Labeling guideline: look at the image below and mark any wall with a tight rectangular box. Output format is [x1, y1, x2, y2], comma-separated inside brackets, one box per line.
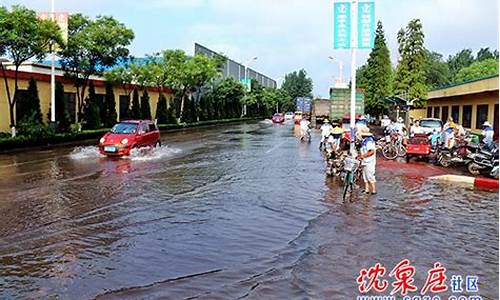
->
[409, 90, 498, 134]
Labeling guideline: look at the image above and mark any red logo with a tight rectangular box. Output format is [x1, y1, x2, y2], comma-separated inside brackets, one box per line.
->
[421, 262, 448, 295]
[389, 259, 417, 295]
[357, 263, 389, 293]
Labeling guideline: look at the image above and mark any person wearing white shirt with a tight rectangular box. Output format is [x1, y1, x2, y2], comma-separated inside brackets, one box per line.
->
[358, 128, 377, 195]
[319, 119, 333, 149]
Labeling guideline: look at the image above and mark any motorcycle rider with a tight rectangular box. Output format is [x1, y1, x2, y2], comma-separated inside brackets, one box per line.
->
[299, 118, 311, 141]
[319, 119, 333, 149]
[328, 124, 344, 154]
[481, 121, 495, 151]
[355, 115, 368, 141]
[442, 123, 456, 149]
[357, 127, 377, 195]
[410, 120, 424, 136]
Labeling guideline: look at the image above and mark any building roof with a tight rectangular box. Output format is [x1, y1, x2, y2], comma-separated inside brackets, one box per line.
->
[428, 74, 499, 100]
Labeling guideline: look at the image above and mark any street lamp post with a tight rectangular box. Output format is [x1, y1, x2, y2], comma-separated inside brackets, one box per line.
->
[50, 0, 55, 124]
[328, 56, 344, 85]
[242, 56, 257, 116]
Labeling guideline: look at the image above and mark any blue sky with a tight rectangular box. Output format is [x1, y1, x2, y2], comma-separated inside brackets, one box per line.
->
[1, 0, 498, 97]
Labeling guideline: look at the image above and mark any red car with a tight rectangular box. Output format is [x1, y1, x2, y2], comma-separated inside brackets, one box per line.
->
[405, 133, 431, 162]
[272, 113, 285, 123]
[99, 120, 161, 156]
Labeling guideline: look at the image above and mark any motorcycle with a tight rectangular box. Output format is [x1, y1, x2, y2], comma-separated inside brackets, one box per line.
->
[467, 143, 499, 177]
[325, 148, 346, 177]
[300, 128, 311, 143]
[437, 135, 475, 168]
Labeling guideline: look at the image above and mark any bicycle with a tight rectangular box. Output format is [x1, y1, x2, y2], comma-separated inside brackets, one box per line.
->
[341, 156, 362, 201]
[381, 133, 406, 160]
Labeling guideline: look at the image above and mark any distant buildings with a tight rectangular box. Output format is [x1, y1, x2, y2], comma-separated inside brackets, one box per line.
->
[194, 43, 276, 89]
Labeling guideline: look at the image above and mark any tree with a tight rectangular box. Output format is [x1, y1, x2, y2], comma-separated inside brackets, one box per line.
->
[281, 69, 313, 107]
[130, 88, 141, 119]
[447, 49, 474, 81]
[0, 5, 63, 132]
[104, 82, 117, 127]
[208, 78, 245, 119]
[140, 89, 151, 120]
[55, 81, 71, 132]
[14, 78, 43, 124]
[59, 13, 134, 122]
[356, 64, 370, 89]
[363, 21, 393, 117]
[423, 50, 450, 88]
[83, 82, 100, 129]
[155, 93, 168, 124]
[454, 58, 498, 83]
[476, 47, 495, 61]
[394, 19, 427, 107]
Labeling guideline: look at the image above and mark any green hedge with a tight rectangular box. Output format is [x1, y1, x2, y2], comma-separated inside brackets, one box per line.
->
[0, 118, 258, 151]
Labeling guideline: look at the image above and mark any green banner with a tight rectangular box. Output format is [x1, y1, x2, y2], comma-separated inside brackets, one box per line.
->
[357, 2, 375, 49]
[333, 2, 351, 49]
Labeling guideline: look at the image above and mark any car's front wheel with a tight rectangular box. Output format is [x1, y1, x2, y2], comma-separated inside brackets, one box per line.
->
[155, 140, 161, 148]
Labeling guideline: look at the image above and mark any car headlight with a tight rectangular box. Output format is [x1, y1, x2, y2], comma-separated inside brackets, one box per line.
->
[99, 137, 105, 144]
[121, 138, 128, 145]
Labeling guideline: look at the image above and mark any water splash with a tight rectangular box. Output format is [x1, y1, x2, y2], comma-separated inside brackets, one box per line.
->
[69, 146, 103, 160]
[128, 145, 181, 161]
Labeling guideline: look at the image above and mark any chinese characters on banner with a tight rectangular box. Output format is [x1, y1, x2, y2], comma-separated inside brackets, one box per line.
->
[357, 260, 481, 297]
[357, 1, 375, 49]
[37, 12, 69, 49]
[333, 1, 374, 49]
[333, 2, 351, 49]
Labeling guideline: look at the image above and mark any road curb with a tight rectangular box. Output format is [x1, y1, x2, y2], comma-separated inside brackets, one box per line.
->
[430, 174, 499, 190]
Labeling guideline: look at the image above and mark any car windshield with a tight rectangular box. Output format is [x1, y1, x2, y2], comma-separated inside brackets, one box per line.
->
[274, 113, 282, 117]
[110, 123, 138, 134]
[420, 119, 442, 128]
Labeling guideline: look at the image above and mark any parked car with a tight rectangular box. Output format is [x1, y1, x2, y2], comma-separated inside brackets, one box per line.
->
[284, 112, 294, 121]
[419, 118, 443, 134]
[99, 120, 161, 156]
[272, 113, 285, 123]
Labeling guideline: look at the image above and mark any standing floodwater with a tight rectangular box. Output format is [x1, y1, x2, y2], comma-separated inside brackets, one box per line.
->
[0, 122, 497, 299]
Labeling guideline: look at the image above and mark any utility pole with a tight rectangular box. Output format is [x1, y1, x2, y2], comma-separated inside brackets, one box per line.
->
[50, 0, 56, 124]
[349, 0, 357, 156]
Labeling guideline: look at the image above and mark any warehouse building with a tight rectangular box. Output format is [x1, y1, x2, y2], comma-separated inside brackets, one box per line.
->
[194, 43, 277, 89]
[410, 75, 498, 138]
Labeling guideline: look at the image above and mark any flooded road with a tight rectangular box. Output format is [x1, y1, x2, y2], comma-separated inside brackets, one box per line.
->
[0, 121, 497, 299]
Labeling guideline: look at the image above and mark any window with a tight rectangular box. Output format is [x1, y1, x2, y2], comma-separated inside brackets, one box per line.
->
[476, 104, 489, 129]
[148, 123, 157, 132]
[451, 105, 459, 123]
[433, 106, 440, 119]
[462, 105, 472, 128]
[441, 106, 449, 123]
[140, 122, 149, 133]
[427, 107, 432, 118]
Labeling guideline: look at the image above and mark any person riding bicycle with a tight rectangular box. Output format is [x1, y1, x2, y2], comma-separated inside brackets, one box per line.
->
[357, 127, 377, 195]
[319, 119, 333, 149]
[394, 117, 406, 136]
